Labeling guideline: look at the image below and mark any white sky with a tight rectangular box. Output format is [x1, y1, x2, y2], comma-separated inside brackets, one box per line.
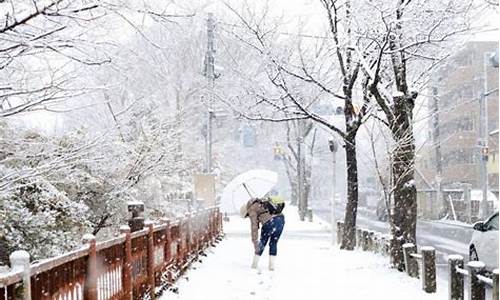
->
[7, 0, 499, 133]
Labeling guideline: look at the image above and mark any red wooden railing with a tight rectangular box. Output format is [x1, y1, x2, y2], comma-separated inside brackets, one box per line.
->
[0, 207, 223, 300]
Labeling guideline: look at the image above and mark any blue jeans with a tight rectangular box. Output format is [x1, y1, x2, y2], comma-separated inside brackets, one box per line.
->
[256, 215, 285, 256]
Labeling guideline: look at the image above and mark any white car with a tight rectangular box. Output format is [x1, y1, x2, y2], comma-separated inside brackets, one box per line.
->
[469, 212, 499, 270]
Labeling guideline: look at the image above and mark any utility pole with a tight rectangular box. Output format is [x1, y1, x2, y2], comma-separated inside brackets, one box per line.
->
[432, 84, 442, 220]
[479, 52, 493, 219]
[297, 128, 305, 221]
[329, 139, 338, 245]
[204, 13, 216, 173]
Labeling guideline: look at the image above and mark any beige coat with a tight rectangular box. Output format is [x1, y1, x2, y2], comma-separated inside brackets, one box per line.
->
[246, 199, 273, 250]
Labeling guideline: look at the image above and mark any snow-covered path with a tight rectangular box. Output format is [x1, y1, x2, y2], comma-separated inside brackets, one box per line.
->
[161, 207, 445, 300]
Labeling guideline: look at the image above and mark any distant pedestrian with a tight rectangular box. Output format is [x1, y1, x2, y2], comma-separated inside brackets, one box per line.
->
[240, 193, 285, 271]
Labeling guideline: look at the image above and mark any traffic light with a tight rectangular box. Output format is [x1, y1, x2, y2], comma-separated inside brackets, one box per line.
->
[482, 146, 489, 161]
[273, 144, 285, 160]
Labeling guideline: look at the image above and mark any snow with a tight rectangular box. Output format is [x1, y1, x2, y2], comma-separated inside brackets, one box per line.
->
[467, 261, 486, 268]
[421, 246, 435, 251]
[403, 243, 416, 249]
[448, 254, 464, 261]
[160, 206, 445, 300]
[82, 234, 96, 243]
[9, 250, 30, 268]
[119, 225, 131, 232]
[404, 179, 415, 188]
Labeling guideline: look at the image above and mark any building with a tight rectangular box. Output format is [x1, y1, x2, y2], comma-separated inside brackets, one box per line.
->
[417, 41, 499, 219]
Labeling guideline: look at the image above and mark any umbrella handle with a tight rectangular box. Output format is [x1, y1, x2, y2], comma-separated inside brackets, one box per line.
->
[242, 183, 254, 198]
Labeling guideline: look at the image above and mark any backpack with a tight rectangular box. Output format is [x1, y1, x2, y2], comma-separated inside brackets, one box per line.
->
[262, 196, 285, 215]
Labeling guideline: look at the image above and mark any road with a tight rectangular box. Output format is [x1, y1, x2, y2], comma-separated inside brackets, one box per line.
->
[315, 206, 473, 262]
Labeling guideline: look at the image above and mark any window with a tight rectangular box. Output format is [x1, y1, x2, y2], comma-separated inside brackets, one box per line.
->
[485, 213, 499, 231]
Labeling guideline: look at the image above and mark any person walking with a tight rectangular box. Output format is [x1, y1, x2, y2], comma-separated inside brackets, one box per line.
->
[240, 195, 285, 271]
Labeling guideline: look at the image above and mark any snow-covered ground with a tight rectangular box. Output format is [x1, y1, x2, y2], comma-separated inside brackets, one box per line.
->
[161, 206, 445, 300]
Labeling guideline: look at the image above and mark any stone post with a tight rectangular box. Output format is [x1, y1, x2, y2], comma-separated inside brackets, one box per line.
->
[421, 246, 436, 293]
[448, 255, 464, 300]
[368, 231, 375, 252]
[402, 243, 419, 278]
[361, 230, 369, 251]
[493, 269, 499, 300]
[356, 228, 363, 248]
[9, 250, 31, 300]
[467, 261, 486, 300]
[336, 221, 343, 245]
[128, 201, 145, 232]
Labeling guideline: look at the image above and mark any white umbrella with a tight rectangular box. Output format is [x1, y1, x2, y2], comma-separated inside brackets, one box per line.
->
[220, 169, 278, 215]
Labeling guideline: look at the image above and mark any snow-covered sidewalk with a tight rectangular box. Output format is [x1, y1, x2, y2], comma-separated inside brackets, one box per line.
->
[161, 206, 445, 300]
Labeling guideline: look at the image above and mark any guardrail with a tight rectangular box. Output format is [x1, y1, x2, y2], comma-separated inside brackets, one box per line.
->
[337, 221, 391, 256]
[337, 221, 499, 299]
[0, 207, 223, 300]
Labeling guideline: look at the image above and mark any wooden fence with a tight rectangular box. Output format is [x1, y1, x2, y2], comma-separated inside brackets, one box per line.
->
[0, 207, 223, 300]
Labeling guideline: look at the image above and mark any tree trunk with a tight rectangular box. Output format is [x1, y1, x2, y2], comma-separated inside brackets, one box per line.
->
[340, 133, 358, 250]
[389, 94, 417, 271]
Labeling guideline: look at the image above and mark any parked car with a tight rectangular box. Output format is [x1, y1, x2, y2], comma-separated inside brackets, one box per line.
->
[469, 211, 499, 270]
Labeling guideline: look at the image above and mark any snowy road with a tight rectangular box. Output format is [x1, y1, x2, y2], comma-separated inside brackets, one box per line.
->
[315, 207, 473, 261]
[160, 207, 445, 300]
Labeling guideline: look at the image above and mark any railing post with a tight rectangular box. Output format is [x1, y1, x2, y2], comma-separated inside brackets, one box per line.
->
[421, 246, 436, 293]
[185, 213, 192, 257]
[162, 219, 173, 284]
[146, 222, 156, 300]
[448, 255, 464, 300]
[493, 269, 499, 300]
[161, 219, 172, 264]
[192, 212, 199, 256]
[209, 209, 215, 243]
[180, 218, 187, 266]
[9, 250, 31, 300]
[120, 225, 133, 300]
[217, 208, 223, 236]
[467, 261, 485, 300]
[82, 234, 98, 300]
[402, 243, 419, 278]
[204, 210, 209, 246]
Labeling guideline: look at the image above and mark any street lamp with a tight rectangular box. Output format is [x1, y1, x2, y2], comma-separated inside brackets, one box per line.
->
[329, 139, 338, 245]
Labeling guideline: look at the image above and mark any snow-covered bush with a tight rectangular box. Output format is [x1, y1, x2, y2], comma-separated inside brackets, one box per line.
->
[0, 179, 90, 261]
[0, 115, 199, 265]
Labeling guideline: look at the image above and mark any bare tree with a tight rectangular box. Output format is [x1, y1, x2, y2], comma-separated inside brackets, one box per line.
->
[281, 119, 316, 207]
[354, 0, 487, 269]
[221, 0, 374, 249]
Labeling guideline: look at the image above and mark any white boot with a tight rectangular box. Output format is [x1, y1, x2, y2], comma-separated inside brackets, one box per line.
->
[251, 255, 260, 269]
[269, 255, 276, 271]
